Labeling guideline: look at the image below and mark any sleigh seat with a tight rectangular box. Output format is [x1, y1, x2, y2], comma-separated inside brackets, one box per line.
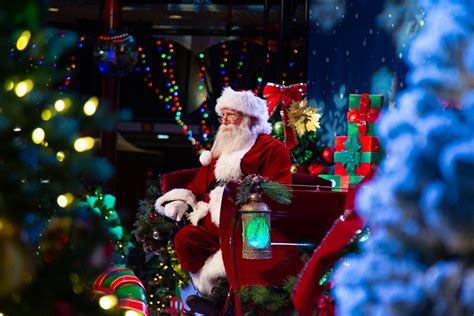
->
[160, 168, 347, 315]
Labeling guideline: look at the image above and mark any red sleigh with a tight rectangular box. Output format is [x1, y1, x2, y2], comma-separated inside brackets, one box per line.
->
[160, 168, 348, 315]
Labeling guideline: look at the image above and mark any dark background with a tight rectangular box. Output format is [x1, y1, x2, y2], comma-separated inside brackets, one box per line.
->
[46, 0, 407, 225]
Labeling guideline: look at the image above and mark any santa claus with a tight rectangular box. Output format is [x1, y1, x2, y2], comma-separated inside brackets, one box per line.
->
[155, 87, 292, 315]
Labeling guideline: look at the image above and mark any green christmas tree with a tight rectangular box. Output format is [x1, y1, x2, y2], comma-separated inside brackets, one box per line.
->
[0, 2, 127, 315]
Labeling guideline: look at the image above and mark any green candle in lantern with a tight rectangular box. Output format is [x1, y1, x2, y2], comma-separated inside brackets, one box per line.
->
[240, 192, 272, 259]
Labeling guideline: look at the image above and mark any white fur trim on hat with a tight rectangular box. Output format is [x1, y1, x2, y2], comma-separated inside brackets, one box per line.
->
[215, 87, 272, 135]
[199, 150, 212, 166]
[190, 250, 226, 295]
[154, 188, 198, 215]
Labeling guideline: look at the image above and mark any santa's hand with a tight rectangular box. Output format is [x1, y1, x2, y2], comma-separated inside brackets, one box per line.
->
[163, 200, 188, 221]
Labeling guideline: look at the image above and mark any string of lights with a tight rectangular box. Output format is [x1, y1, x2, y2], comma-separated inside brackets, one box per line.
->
[139, 39, 212, 154]
[253, 49, 271, 95]
[197, 52, 212, 148]
[281, 47, 305, 85]
[214, 40, 267, 95]
[8, 31, 80, 92]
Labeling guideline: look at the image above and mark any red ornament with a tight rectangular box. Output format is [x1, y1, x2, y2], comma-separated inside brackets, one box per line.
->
[322, 146, 335, 165]
[308, 163, 324, 175]
[148, 211, 158, 221]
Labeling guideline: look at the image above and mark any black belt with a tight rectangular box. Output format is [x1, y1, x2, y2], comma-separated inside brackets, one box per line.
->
[208, 179, 226, 191]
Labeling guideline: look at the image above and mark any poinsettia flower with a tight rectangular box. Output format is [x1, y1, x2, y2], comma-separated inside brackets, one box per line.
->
[288, 98, 322, 137]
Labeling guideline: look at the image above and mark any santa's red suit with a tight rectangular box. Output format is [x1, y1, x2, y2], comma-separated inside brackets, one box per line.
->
[155, 87, 292, 296]
[156, 134, 291, 294]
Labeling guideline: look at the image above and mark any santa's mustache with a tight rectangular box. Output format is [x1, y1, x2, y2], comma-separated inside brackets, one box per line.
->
[211, 118, 256, 157]
[220, 125, 234, 132]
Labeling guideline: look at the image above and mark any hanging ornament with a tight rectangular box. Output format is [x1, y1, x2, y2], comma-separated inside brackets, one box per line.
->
[152, 231, 160, 240]
[93, 31, 138, 77]
[148, 211, 158, 221]
[322, 146, 336, 165]
[290, 164, 298, 174]
[273, 121, 284, 136]
[308, 163, 324, 176]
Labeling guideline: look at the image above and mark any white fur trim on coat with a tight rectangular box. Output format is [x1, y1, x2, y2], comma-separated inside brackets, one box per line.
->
[187, 201, 210, 226]
[190, 250, 226, 295]
[154, 188, 198, 215]
[213, 138, 255, 181]
[199, 150, 212, 166]
[186, 186, 224, 227]
[209, 186, 225, 226]
[214, 151, 243, 181]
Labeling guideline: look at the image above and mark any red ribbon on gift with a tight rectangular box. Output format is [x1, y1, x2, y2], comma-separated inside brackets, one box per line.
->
[263, 82, 307, 150]
[346, 93, 380, 136]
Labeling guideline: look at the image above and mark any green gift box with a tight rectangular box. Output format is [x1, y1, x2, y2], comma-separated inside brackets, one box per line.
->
[318, 174, 365, 192]
[347, 93, 384, 136]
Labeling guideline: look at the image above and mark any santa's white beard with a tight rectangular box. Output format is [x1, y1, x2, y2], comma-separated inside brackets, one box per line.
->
[211, 118, 256, 157]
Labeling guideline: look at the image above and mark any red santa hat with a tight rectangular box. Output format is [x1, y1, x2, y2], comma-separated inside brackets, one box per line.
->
[215, 87, 272, 135]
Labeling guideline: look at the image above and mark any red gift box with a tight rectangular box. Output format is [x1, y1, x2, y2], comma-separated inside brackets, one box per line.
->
[333, 136, 382, 177]
[334, 162, 378, 177]
[335, 136, 380, 152]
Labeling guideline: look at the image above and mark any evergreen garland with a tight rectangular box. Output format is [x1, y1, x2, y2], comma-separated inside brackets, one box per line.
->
[240, 277, 298, 315]
[131, 186, 189, 315]
[236, 174, 293, 205]
[132, 186, 178, 254]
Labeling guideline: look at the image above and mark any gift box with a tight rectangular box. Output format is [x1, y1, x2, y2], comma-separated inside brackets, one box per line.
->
[335, 135, 380, 152]
[318, 174, 365, 192]
[347, 93, 384, 136]
[334, 136, 382, 176]
[334, 160, 379, 177]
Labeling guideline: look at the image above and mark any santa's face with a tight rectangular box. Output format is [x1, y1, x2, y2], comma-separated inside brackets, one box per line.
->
[211, 112, 255, 157]
[217, 108, 244, 126]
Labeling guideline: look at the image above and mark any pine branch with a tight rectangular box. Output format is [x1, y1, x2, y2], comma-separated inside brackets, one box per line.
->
[236, 175, 293, 205]
[260, 181, 292, 205]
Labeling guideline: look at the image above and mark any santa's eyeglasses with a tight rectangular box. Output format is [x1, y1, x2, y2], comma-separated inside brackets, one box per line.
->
[217, 111, 242, 123]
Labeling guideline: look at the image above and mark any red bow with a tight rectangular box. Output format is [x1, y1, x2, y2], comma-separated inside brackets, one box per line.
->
[263, 83, 307, 150]
[346, 93, 380, 136]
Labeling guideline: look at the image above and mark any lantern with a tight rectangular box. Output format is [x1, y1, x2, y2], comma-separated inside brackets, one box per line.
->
[239, 192, 272, 259]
